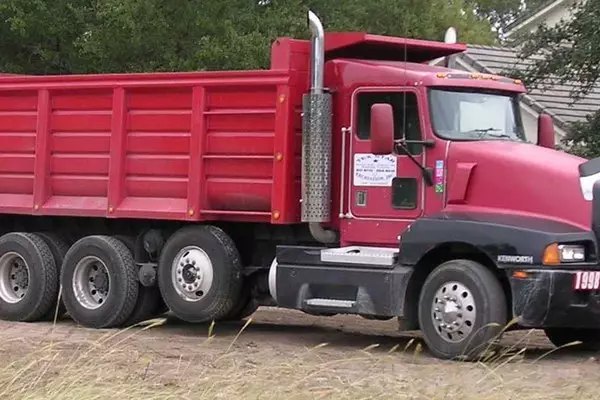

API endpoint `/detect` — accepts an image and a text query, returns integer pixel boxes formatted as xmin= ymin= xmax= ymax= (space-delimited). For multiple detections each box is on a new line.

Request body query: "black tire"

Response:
xmin=158 ymin=225 xmax=243 ymax=323
xmin=60 ymin=235 xmax=139 ymax=329
xmin=544 ymin=328 xmax=600 ymax=351
xmin=219 ymin=287 xmax=259 ymax=321
xmin=35 ymin=232 xmax=70 ymax=321
xmin=418 ymin=259 xmax=507 ymax=360
xmin=114 ymin=235 xmax=164 ymax=326
xmin=0 ymin=232 xmax=59 ymax=322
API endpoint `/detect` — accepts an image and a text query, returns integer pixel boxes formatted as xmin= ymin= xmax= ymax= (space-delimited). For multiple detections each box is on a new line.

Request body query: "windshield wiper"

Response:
xmin=467 ymin=128 xmax=500 ymax=137
xmin=487 ymin=132 xmax=513 ymax=139
xmin=465 ymin=128 xmax=513 ymax=140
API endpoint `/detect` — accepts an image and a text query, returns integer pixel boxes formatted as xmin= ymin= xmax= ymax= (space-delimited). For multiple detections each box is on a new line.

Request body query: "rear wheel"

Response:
xmin=418 ymin=259 xmax=507 ymax=360
xmin=115 ymin=235 xmax=164 ymax=326
xmin=0 ymin=232 xmax=58 ymax=322
xmin=35 ymin=232 xmax=70 ymax=321
xmin=544 ymin=328 xmax=600 ymax=351
xmin=61 ymin=236 xmax=139 ymax=329
xmin=158 ymin=225 xmax=242 ymax=323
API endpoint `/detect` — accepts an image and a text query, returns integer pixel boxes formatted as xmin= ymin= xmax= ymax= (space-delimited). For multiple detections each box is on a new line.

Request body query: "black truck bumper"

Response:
xmin=510 ymin=173 xmax=600 ymax=328
xmin=509 ymin=268 xmax=600 ymax=328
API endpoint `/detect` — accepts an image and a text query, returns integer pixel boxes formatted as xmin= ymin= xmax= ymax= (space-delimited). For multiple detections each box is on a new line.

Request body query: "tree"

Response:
xmin=466 ymin=0 xmax=547 ymax=36
xmin=0 ymin=0 xmax=93 ymax=74
xmin=0 ymin=0 xmax=498 ymax=75
xmin=517 ymin=0 xmax=600 ymax=158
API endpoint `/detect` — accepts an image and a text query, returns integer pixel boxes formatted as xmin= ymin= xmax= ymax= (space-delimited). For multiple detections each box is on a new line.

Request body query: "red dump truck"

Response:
xmin=0 ymin=11 xmax=599 ymax=360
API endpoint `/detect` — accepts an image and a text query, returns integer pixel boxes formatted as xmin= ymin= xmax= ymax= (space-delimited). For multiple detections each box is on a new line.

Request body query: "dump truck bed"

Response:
xmin=0 ymin=68 xmax=305 ymax=224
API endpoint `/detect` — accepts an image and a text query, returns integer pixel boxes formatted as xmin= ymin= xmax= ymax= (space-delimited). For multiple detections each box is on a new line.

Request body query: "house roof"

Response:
xmin=455 ymin=44 xmax=600 ymax=131
xmin=505 ymin=0 xmax=565 ymax=35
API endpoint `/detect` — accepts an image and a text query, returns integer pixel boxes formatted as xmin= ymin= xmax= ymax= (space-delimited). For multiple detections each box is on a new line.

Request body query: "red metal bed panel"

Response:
xmin=0 ymin=70 xmax=303 ymax=224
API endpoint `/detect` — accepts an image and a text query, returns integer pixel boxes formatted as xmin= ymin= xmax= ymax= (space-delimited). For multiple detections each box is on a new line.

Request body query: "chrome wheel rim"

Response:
xmin=171 ymin=246 xmax=213 ymax=302
xmin=72 ymin=256 xmax=111 ymax=310
xmin=431 ymin=281 xmax=476 ymax=343
xmin=0 ymin=252 xmax=30 ymax=304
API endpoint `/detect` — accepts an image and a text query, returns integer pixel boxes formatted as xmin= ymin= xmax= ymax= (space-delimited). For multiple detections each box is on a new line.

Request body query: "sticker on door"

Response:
xmin=353 ymin=154 xmax=397 ymax=187
xmin=435 ymin=159 xmax=444 ymax=193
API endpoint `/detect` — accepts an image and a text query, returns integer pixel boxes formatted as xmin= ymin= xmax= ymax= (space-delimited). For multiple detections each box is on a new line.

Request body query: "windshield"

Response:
xmin=428 ymin=88 xmax=526 ymax=142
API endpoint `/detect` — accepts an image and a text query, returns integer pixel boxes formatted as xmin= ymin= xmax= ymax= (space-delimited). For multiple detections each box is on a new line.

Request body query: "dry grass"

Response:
xmin=0 ymin=317 xmax=597 ymax=400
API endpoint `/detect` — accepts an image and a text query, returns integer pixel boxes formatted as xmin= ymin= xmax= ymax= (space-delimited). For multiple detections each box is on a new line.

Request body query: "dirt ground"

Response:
xmin=1 ymin=307 xmax=600 ymax=399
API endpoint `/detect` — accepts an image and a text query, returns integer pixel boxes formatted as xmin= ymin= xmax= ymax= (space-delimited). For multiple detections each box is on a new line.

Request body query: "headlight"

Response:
xmin=580 ymin=173 xmax=600 ymax=201
xmin=543 ymin=243 xmax=586 ymax=265
xmin=558 ymin=245 xmax=586 ymax=262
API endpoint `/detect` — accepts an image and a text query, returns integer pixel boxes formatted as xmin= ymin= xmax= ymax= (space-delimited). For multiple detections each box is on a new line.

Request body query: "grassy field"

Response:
xmin=0 ymin=309 xmax=598 ymax=400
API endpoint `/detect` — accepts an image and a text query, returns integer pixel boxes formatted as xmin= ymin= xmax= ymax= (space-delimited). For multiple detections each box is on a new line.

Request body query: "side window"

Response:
xmin=356 ymin=91 xmax=423 ymax=155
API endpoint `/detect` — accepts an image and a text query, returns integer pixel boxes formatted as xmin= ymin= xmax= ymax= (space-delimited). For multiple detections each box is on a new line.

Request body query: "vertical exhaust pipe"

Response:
xmin=308 ymin=10 xmax=325 ymax=93
xmin=444 ymin=27 xmax=457 ymax=44
xmin=429 ymin=26 xmax=457 ymax=67
xmin=442 ymin=27 xmax=457 ymax=68
xmin=302 ymin=10 xmax=338 ymax=244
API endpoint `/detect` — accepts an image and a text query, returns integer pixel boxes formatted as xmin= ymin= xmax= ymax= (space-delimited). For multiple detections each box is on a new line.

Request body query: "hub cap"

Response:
xmin=431 ymin=281 xmax=476 ymax=343
xmin=0 ymin=252 xmax=29 ymax=304
xmin=72 ymin=256 xmax=111 ymax=310
xmin=171 ymin=246 xmax=213 ymax=302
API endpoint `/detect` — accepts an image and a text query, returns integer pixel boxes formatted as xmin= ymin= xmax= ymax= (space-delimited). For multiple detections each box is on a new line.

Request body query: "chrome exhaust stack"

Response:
xmin=308 ymin=10 xmax=325 ymax=93
xmin=429 ymin=26 xmax=458 ymax=67
xmin=301 ymin=10 xmax=337 ymax=244
xmin=444 ymin=27 xmax=457 ymax=44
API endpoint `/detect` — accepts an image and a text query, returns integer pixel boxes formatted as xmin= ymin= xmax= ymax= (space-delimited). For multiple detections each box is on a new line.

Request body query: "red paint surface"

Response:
xmin=447 ymin=163 xmax=477 ymax=204
xmin=0 ymin=70 xmax=302 ymax=223
xmin=444 ymin=141 xmax=589 ymax=230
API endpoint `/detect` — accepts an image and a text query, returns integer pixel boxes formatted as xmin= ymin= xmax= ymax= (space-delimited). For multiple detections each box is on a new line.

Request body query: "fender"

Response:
xmin=397 ymin=212 xmax=597 ymax=267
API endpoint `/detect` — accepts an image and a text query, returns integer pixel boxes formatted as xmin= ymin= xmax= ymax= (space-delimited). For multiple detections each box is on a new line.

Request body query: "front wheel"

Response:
xmin=544 ymin=328 xmax=600 ymax=351
xmin=418 ymin=259 xmax=507 ymax=360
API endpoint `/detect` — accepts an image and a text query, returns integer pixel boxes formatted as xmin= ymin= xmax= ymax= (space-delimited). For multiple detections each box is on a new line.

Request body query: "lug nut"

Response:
xmin=192 ymin=260 xmax=196 ymax=265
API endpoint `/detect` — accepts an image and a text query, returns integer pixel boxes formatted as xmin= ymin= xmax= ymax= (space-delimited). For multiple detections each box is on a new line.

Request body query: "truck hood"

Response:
xmin=444 ymin=140 xmax=590 ymax=230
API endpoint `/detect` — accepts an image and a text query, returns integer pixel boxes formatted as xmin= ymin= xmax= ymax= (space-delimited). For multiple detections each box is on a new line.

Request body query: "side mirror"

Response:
xmin=537 ymin=113 xmax=555 ymax=149
xmin=370 ymin=103 xmax=394 ymax=155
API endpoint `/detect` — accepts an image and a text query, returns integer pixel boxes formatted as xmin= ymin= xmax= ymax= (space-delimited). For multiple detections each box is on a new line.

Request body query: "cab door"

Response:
xmin=348 ymin=88 xmax=426 ymax=220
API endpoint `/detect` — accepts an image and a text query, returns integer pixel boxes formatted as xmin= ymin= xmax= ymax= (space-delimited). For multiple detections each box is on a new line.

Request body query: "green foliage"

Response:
xmin=519 ymin=0 xmax=600 ymax=96
xmin=467 ymin=0 xmax=547 ymax=35
xmin=517 ymin=0 xmax=600 ymax=158
xmin=0 ymin=0 xmax=497 ymax=75
xmin=563 ymin=112 xmax=600 ymax=159
xmin=0 ymin=0 xmax=92 ymax=74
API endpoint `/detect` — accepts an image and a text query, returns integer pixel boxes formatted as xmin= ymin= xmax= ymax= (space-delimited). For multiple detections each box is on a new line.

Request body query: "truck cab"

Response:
xmin=271 ymin=12 xmax=600 ymax=360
